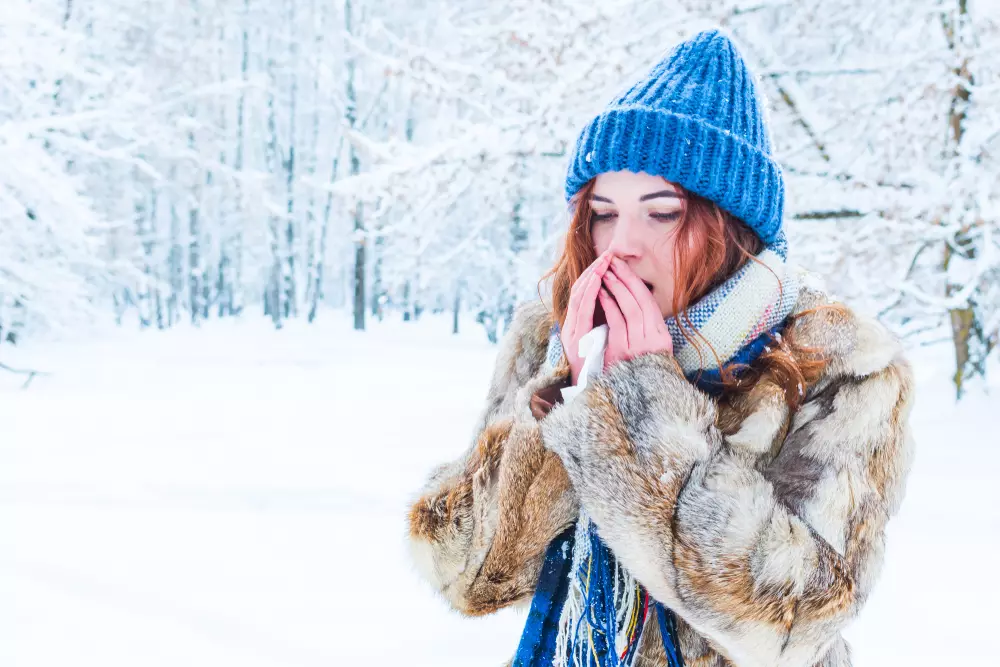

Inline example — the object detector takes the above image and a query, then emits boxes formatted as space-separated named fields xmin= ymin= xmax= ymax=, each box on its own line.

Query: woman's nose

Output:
xmin=606 ymin=215 xmax=643 ymax=260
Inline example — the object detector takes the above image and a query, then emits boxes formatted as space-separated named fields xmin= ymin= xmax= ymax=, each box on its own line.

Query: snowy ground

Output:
xmin=1 ymin=313 xmax=997 ymax=666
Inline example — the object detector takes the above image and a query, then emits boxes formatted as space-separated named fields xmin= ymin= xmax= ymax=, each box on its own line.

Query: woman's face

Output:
xmin=590 ymin=170 xmax=684 ymax=318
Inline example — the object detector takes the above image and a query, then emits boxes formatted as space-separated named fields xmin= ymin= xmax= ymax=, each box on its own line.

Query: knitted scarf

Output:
xmin=514 ymin=234 xmax=799 ymax=667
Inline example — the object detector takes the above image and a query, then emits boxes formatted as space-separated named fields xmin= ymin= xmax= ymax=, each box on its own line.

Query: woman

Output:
xmin=406 ymin=29 xmax=914 ymax=667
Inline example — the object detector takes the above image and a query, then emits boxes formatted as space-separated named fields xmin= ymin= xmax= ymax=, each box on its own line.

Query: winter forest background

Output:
xmin=3 ymin=2 xmax=1000 ymax=667
xmin=2 ymin=0 xmax=999 ymax=394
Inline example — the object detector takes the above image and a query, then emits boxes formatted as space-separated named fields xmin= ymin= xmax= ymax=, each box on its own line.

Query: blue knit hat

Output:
xmin=565 ymin=29 xmax=784 ymax=244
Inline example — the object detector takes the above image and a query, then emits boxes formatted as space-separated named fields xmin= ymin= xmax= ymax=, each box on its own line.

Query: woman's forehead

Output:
xmin=593 ymin=171 xmax=679 ymax=199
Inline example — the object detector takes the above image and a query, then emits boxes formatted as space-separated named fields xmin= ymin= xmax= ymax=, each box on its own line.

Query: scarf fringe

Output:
xmin=553 ymin=513 xmax=648 ymax=667
xmin=553 ymin=514 xmax=591 ymax=666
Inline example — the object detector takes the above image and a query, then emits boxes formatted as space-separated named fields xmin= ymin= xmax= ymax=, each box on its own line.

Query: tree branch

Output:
xmin=792 ymin=209 xmax=865 ymax=220
xmin=0 ymin=362 xmax=49 ymax=389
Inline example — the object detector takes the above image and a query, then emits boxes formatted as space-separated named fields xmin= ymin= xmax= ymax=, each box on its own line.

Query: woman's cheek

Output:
xmin=651 ymin=247 xmax=676 ymax=317
xmin=592 ymin=230 xmax=609 ymax=255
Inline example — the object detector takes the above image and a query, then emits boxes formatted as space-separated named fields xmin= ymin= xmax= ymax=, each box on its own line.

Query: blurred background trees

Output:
xmin=2 ymin=0 xmax=997 ymax=395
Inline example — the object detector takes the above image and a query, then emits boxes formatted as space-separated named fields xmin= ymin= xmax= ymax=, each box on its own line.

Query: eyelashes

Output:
xmin=590 ymin=212 xmax=681 ymax=223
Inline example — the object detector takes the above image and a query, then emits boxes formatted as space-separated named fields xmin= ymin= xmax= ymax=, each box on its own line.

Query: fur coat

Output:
xmin=406 ymin=284 xmax=915 ymax=667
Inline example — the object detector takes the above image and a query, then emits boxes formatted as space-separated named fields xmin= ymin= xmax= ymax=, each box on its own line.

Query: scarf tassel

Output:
xmin=514 ymin=520 xmax=684 ymax=667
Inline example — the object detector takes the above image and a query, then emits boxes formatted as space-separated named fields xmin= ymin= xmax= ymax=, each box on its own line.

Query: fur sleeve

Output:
xmin=406 ymin=300 xmax=578 ymax=616
xmin=539 ymin=317 xmax=915 ymax=667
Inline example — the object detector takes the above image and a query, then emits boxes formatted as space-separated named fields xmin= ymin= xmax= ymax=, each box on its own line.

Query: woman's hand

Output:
xmin=561 ymin=250 xmax=614 ymax=384
xmin=598 ymin=256 xmax=673 ymax=371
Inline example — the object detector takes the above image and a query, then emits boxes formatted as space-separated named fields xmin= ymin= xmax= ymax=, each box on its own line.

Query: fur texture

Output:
xmin=406 ymin=285 xmax=915 ymax=667
xmin=406 ymin=303 xmax=579 ymax=617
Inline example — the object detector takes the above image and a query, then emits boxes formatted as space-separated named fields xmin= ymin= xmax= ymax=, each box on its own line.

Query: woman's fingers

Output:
xmin=562 ymin=253 xmax=615 ymax=377
xmin=602 ymin=268 xmax=644 ymax=347
xmin=598 ymin=287 xmax=628 ymax=362
xmin=609 ymin=257 xmax=664 ymax=334
xmin=564 ymin=279 xmax=585 ymax=338
xmin=579 ymin=251 xmax=612 ymax=286
xmin=565 ymin=252 xmax=612 ymax=332
xmin=573 ymin=271 xmax=604 ymax=339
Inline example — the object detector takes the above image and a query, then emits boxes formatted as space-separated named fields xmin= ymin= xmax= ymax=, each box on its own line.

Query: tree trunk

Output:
xmin=346 ymin=0 xmax=365 ymax=331
xmin=312 ymin=136 xmax=342 ymax=323
xmin=304 ymin=0 xmax=321 ymax=314
xmin=402 ymin=281 xmax=411 ymax=322
xmin=186 ymin=122 xmax=204 ymax=326
xmin=168 ymin=166 xmax=183 ymax=327
xmin=134 ymin=171 xmax=152 ymax=329
xmin=283 ymin=0 xmax=298 ymax=320
xmin=941 ymin=0 xmax=980 ymax=398
xmin=265 ymin=34 xmax=283 ymax=329
xmin=149 ymin=187 xmax=165 ymax=329
xmin=228 ymin=0 xmax=250 ymax=318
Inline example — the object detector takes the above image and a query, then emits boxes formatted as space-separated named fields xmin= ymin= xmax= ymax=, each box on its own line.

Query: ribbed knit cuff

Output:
xmin=565 ymin=106 xmax=784 ymax=245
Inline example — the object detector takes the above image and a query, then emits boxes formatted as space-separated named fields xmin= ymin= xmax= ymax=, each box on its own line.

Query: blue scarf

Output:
xmin=516 ymin=236 xmax=798 ymax=666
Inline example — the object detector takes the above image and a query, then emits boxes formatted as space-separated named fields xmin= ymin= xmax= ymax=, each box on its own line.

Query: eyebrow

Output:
xmin=639 ymin=190 xmax=681 ymax=201
xmin=591 ymin=190 xmax=680 ymax=204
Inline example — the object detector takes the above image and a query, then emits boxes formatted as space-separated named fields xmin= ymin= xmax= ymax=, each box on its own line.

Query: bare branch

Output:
xmin=0 ymin=362 xmax=48 ymax=390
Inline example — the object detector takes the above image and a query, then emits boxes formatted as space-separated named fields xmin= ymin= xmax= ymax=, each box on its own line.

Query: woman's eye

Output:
xmin=650 ymin=212 xmax=681 ymax=221
xmin=591 ymin=212 xmax=616 ymax=222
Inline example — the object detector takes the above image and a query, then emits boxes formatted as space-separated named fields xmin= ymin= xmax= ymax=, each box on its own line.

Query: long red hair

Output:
xmin=540 ymin=177 xmax=837 ymax=410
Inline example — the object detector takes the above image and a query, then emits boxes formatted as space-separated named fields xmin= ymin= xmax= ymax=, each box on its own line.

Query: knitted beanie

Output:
xmin=565 ymin=29 xmax=784 ymax=245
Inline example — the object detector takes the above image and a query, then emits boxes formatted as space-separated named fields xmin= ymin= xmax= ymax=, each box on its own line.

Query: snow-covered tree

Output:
xmin=1 ymin=0 xmax=997 ymax=396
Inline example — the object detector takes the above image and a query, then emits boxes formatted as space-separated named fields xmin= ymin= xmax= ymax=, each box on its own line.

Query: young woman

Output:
xmin=406 ymin=29 xmax=914 ymax=667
